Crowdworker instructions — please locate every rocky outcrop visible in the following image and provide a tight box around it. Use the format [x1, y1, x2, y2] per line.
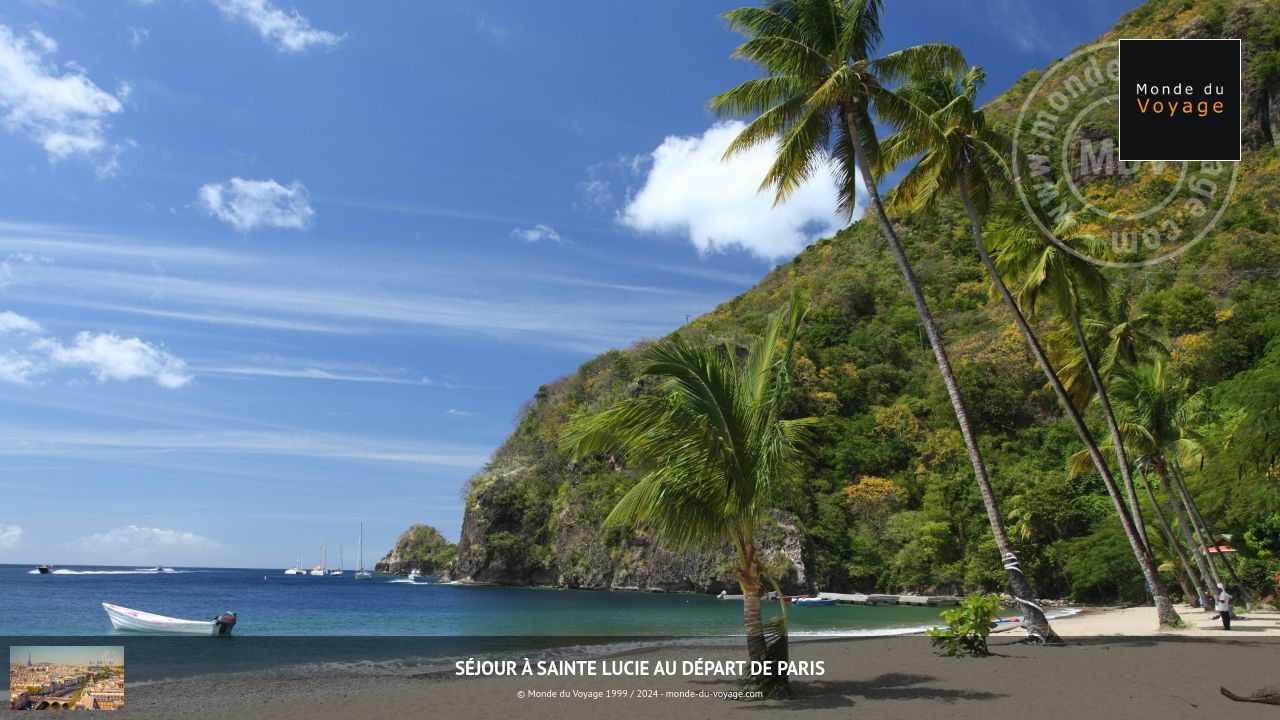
[375, 524, 457, 576]
[447, 450, 808, 593]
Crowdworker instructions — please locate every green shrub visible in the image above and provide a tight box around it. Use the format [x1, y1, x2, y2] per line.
[928, 592, 1002, 656]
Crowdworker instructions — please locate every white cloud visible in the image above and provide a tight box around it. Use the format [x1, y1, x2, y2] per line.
[446, 408, 478, 417]
[511, 223, 563, 243]
[620, 120, 853, 260]
[0, 353, 38, 384]
[0, 24, 125, 167]
[0, 310, 43, 334]
[210, 0, 344, 53]
[73, 525, 221, 553]
[197, 177, 315, 231]
[35, 331, 192, 388]
[0, 524, 22, 548]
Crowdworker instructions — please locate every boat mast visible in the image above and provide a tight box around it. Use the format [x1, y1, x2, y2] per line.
[358, 523, 364, 572]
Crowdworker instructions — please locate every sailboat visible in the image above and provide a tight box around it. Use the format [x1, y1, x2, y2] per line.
[329, 544, 344, 576]
[355, 523, 372, 580]
[283, 543, 305, 575]
[309, 539, 327, 576]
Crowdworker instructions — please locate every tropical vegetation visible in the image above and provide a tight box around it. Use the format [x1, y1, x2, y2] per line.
[446, 0, 1280, 635]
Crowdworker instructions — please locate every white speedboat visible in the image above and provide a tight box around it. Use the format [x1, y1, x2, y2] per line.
[102, 603, 237, 635]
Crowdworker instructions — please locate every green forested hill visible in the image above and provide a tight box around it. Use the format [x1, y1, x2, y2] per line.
[445, 0, 1280, 602]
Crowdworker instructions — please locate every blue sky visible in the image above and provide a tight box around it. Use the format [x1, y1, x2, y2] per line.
[11, 645, 123, 666]
[0, 0, 1138, 568]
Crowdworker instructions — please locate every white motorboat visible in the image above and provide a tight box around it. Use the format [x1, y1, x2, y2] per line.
[102, 603, 237, 635]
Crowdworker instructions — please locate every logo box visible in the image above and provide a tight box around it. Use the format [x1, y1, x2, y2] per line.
[1118, 38, 1241, 162]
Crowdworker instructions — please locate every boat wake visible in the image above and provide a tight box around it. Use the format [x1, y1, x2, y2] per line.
[27, 568, 202, 575]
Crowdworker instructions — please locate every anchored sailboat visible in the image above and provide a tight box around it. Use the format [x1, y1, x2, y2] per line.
[309, 539, 327, 576]
[283, 543, 305, 575]
[329, 544, 344, 576]
[355, 523, 372, 580]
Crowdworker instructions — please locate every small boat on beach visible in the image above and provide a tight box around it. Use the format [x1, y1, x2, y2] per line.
[102, 603, 237, 635]
[35, 564, 51, 574]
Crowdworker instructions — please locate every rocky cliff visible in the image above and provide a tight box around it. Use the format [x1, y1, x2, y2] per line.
[375, 524, 457, 576]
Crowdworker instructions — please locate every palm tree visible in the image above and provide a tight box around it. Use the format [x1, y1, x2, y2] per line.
[709, 0, 1060, 643]
[1104, 361, 1250, 602]
[1135, 459, 1210, 607]
[561, 299, 815, 698]
[987, 205, 1151, 552]
[878, 64, 1180, 627]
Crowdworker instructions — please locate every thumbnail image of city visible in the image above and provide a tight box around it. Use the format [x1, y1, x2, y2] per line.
[9, 646, 124, 711]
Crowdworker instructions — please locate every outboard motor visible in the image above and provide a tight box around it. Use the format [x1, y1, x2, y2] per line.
[214, 611, 237, 636]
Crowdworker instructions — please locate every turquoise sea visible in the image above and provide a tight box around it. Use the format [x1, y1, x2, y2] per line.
[2, 564, 946, 637]
[4, 564, 1074, 684]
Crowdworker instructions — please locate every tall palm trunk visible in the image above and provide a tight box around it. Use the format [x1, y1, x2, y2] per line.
[1168, 464, 1248, 601]
[1068, 307, 1149, 551]
[958, 176, 1180, 627]
[1154, 461, 1216, 605]
[736, 535, 786, 697]
[1138, 465, 1208, 607]
[843, 105, 1059, 643]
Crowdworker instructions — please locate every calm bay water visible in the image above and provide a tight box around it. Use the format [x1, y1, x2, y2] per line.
[1, 564, 946, 637]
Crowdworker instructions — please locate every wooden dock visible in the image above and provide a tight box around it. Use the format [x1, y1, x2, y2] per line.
[817, 592, 961, 607]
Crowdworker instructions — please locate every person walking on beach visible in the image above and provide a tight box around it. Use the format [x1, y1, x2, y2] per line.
[1215, 583, 1232, 630]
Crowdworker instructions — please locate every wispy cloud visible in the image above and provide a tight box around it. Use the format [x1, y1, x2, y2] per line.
[197, 177, 315, 231]
[0, 24, 126, 171]
[0, 426, 490, 468]
[126, 25, 148, 49]
[72, 525, 221, 553]
[0, 524, 22, 548]
[209, 0, 344, 53]
[0, 224, 723, 354]
[196, 363, 436, 386]
[511, 223, 563, 243]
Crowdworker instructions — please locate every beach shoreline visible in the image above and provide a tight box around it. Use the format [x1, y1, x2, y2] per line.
[121, 604, 1280, 719]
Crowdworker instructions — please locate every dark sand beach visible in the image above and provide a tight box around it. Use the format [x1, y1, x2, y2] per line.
[126, 607, 1280, 720]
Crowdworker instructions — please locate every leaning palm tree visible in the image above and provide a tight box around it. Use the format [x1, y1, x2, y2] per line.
[1102, 360, 1247, 602]
[878, 64, 1181, 627]
[987, 205, 1152, 552]
[709, 0, 1060, 642]
[561, 299, 815, 699]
